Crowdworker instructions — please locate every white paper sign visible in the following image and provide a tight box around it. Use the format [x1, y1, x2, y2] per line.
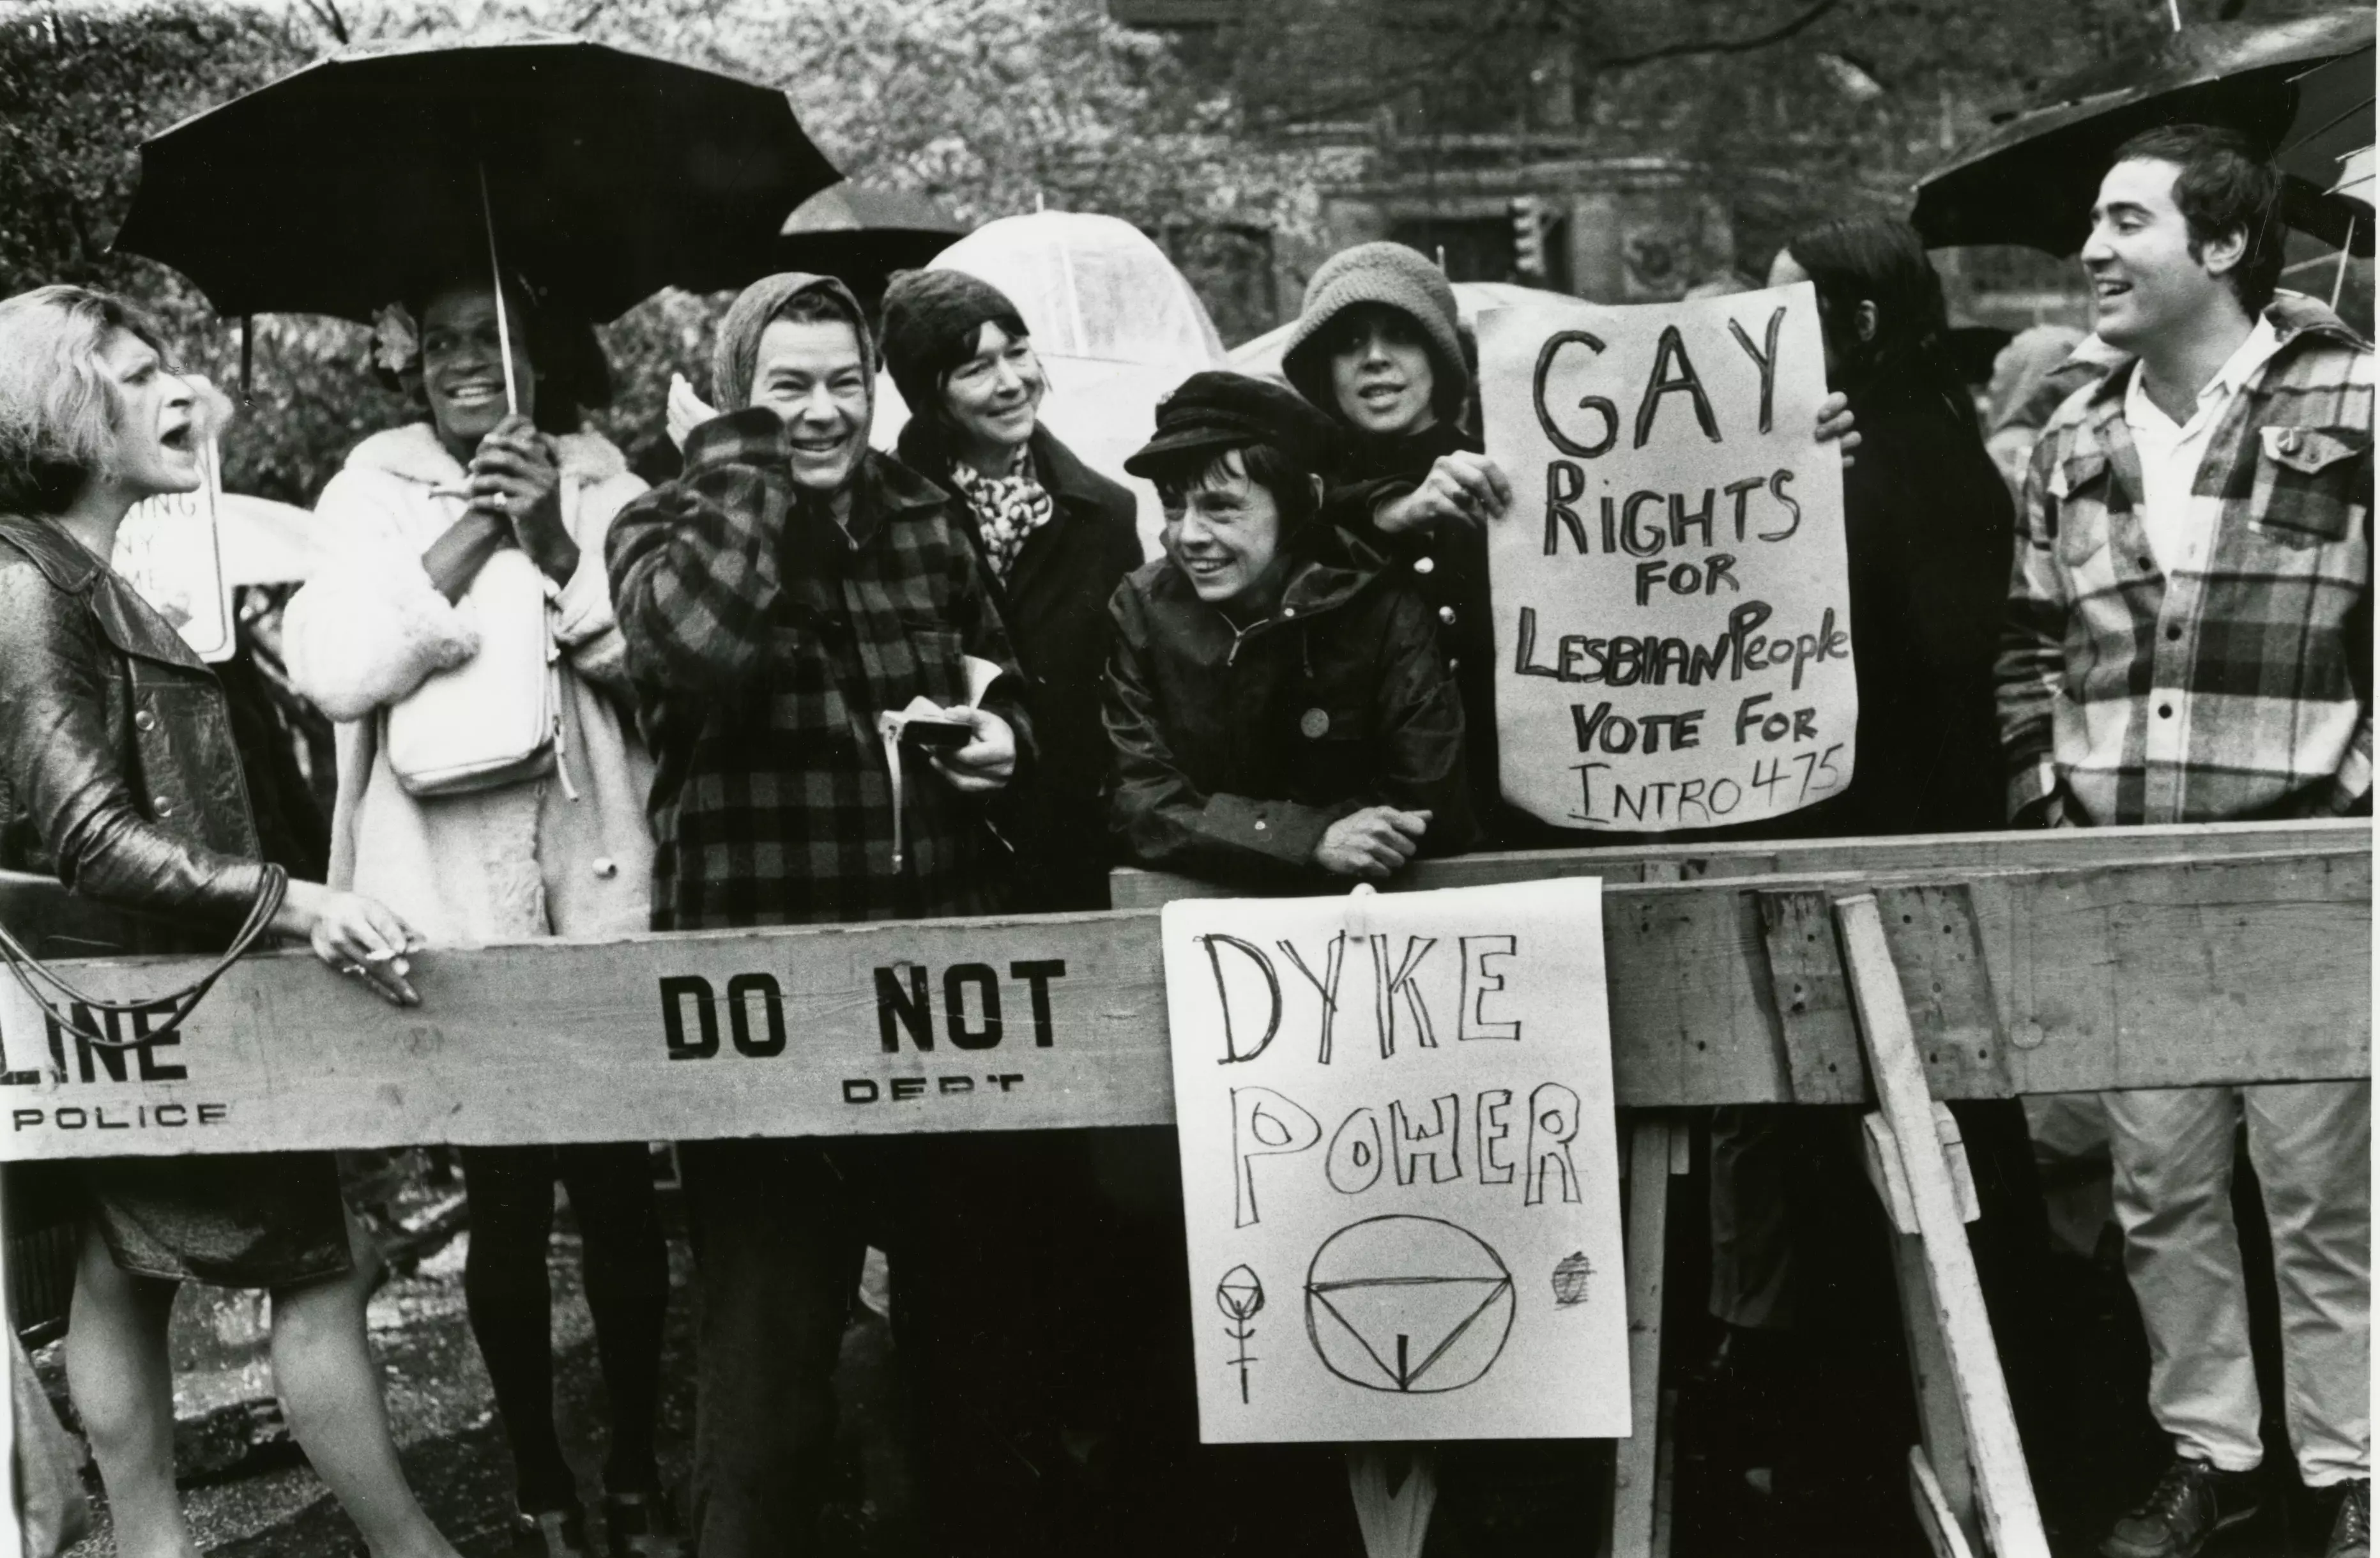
[1480, 286, 1853, 832]
[113, 438, 235, 663]
[1161, 881, 1627, 1443]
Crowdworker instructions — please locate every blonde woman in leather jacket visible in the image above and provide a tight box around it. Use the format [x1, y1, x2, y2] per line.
[0, 284, 460, 1558]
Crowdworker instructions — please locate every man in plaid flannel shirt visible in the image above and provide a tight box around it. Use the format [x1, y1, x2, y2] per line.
[1997, 127, 2370, 1558]
[607, 273, 1035, 1557]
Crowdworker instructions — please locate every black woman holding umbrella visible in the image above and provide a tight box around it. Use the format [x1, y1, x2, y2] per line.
[282, 270, 676, 1558]
[0, 284, 462, 1558]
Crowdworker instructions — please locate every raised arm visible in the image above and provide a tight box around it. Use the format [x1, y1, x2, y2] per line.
[604, 408, 794, 694]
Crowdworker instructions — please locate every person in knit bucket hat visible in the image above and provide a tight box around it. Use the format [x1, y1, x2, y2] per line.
[1278, 241, 1518, 843]
[1280, 240, 1471, 431]
[879, 268, 1030, 441]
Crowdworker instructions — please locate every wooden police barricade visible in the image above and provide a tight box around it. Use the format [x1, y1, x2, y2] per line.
[2, 819, 2369, 1558]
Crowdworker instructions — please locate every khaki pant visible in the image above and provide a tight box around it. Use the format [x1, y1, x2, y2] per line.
[2104, 1080, 2370, 1486]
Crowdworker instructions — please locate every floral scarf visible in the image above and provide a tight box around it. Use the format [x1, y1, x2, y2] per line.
[947, 449, 1055, 583]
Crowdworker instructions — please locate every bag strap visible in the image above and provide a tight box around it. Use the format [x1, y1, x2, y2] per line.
[0, 864, 287, 1050]
[422, 508, 512, 604]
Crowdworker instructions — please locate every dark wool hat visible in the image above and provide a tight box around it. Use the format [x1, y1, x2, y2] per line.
[879, 268, 1030, 424]
[1124, 370, 1337, 479]
[1279, 241, 1468, 426]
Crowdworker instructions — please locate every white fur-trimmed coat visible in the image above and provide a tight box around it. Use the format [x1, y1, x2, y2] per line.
[284, 423, 655, 945]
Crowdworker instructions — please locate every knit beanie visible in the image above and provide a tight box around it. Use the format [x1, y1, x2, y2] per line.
[1279, 242, 1468, 428]
[709, 272, 877, 410]
[879, 268, 1031, 428]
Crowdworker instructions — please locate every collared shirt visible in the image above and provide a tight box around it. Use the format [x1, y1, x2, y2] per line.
[1997, 292, 2373, 827]
[2125, 313, 2285, 572]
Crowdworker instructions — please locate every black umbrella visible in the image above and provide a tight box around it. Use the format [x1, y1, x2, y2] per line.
[776, 182, 964, 284]
[113, 34, 840, 326]
[2277, 45, 2373, 196]
[1912, 10, 2375, 257]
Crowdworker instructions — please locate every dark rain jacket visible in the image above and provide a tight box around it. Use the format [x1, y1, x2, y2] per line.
[899, 420, 1144, 911]
[1821, 353, 2013, 837]
[0, 512, 269, 949]
[1322, 420, 1504, 832]
[1103, 524, 1476, 890]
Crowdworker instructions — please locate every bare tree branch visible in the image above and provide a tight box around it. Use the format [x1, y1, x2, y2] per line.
[1238, 0, 1843, 132]
[294, 0, 349, 47]
[1585, 0, 1842, 70]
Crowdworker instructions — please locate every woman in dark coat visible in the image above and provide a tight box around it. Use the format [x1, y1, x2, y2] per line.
[0, 284, 460, 1557]
[1769, 218, 2013, 837]
[1106, 371, 1476, 889]
[1278, 244, 1508, 832]
[881, 267, 1145, 913]
[876, 268, 1149, 1555]
[1690, 220, 2045, 1546]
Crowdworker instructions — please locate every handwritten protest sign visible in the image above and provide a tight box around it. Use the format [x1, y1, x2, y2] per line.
[1479, 285, 1852, 831]
[1161, 882, 1626, 1442]
[113, 438, 235, 662]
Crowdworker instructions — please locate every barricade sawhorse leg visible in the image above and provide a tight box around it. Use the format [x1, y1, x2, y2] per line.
[1835, 892, 2050, 1558]
[1607, 1110, 1688, 1558]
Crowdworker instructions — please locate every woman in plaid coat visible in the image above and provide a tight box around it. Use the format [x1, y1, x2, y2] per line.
[607, 273, 1039, 1558]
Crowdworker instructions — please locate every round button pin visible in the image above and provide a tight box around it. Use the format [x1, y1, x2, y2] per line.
[1301, 708, 1331, 738]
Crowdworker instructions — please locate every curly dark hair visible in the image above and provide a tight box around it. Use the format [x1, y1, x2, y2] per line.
[2110, 124, 2285, 317]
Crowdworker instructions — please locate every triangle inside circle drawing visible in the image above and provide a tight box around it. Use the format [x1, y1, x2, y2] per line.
[1309, 1277, 1513, 1391]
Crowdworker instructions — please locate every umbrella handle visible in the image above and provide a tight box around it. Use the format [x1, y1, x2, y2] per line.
[478, 162, 522, 418]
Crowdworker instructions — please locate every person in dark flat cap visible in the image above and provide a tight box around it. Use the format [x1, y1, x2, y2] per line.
[1104, 370, 1476, 890]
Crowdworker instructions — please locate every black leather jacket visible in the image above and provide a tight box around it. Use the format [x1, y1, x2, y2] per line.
[0, 513, 266, 949]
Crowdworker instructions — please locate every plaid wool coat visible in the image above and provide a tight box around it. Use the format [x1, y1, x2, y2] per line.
[1997, 292, 2372, 826]
[607, 408, 1031, 930]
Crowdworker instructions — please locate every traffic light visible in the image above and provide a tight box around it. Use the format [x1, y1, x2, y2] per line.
[1510, 195, 1548, 282]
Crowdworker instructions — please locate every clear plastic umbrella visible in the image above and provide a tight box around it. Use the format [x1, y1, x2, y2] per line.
[870, 210, 1230, 552]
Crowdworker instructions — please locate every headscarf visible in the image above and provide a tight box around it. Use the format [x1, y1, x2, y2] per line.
[708, 272, 878, 411]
